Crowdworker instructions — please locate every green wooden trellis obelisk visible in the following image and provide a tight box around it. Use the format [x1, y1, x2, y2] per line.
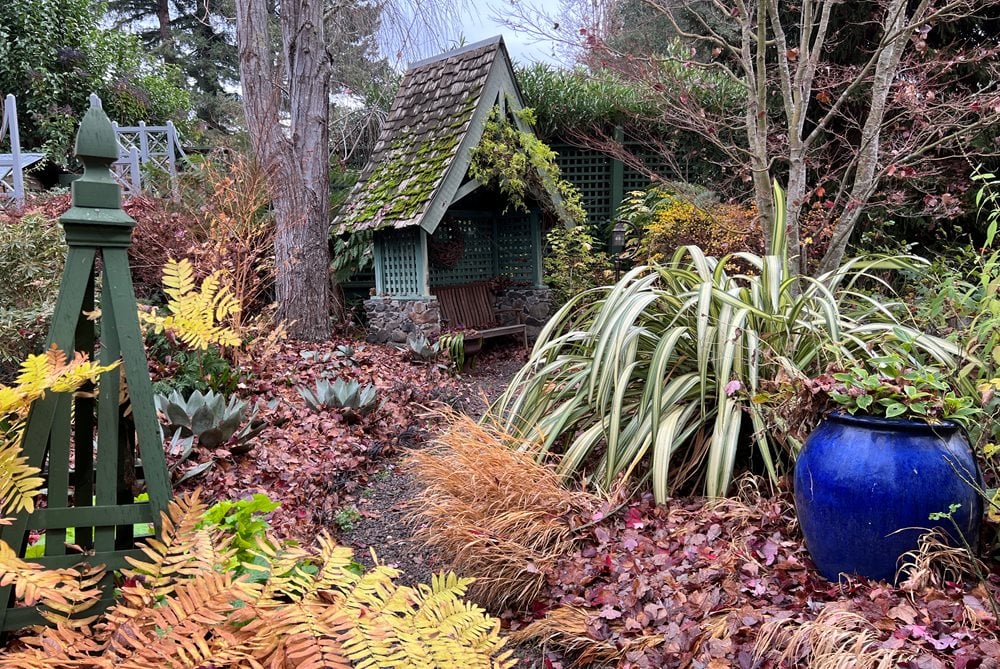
[0, 96, 172, 631]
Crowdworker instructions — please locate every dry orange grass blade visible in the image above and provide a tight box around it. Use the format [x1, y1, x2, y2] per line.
[510, 606, 661, 667]
[753, 605, 912, 668]
[406, 410, 599, 611]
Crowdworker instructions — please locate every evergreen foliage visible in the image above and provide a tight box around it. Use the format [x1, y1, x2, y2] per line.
[470, 107, 587, 226]
[0, 0, 189, 164]
[108, 0, 241, 130]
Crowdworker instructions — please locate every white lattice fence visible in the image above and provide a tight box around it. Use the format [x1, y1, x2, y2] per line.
[1, 94, 44, 209]
[112, 118, 186, 197]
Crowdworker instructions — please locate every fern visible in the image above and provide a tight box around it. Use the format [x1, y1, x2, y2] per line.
[0, 541, 100, 613]
[0, 346, 117, 515]
[139, 258, 241, 351]
[0, 492, 516, 669]
[123, 491, 231, 599]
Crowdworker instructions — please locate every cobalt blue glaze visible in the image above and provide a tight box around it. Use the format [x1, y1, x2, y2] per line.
[794, 412, 982, 583]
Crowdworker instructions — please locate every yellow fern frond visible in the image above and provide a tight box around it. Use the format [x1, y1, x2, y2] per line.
[1, 346, 116, 515]
[7, 346, 117, 411]
[0, 438, 44, 515]
[13, 350, 55, 398]
[145, 259, 242, 350]
[161, 257, 197, 303]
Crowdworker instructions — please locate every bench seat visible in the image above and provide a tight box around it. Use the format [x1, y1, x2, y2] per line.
[431, 282, 528, 350]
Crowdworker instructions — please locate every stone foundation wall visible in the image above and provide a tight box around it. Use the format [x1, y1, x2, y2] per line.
[363, 297, 441, 344]
[494, 287, 556, 339]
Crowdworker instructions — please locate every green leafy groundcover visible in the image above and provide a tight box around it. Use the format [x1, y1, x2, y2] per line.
[512, 493, 1000, 668]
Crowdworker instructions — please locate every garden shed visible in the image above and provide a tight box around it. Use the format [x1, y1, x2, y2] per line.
[336, 36, 575, 344]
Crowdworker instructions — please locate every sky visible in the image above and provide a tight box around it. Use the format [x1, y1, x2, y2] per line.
[453, 0, 567, 66]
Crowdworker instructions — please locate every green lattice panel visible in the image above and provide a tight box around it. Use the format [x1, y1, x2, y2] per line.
[429, 217, 496, 286]
[378, 228, 421, 296]
[552, 144, 613, 224]
[496, 214, 534, 283]
[622, 142, 675, 195]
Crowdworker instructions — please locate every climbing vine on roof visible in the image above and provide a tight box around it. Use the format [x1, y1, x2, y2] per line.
[470, 106, 587, 226]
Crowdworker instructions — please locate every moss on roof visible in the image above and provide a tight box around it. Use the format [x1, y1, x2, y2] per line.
[338, 40, 499, 233]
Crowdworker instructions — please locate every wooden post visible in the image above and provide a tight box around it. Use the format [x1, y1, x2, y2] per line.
[610, 126, 625, 219]
[0, 99, 172, 631]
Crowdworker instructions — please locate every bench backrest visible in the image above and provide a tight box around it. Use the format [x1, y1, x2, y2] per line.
[431, 282, 496, 329]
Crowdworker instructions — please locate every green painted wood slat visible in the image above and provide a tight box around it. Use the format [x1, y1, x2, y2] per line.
[1, 101, 173, 633]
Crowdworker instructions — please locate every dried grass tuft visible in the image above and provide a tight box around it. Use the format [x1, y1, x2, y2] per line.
[754, 606, 911, 668]
[510, 606, 661, 667]
[897, 527, 984, 593]
[406, 411, 598, 610]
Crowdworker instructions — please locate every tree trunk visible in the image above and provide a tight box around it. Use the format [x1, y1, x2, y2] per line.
[745, 1, 776, 255]
[155, 0, 174, 55]
[235, 0, 333, 341]
[815, 0, 911, 275]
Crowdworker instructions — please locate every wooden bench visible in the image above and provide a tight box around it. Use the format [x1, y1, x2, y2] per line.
[431, 282, 528, 353]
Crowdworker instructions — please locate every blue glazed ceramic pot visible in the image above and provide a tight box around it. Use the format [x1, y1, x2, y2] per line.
[794, 412, 982, 582]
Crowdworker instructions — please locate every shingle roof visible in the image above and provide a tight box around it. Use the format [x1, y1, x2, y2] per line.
[337, 37, 504, 233]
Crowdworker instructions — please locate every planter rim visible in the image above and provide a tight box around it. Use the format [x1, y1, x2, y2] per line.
[825, 410, 960, 434]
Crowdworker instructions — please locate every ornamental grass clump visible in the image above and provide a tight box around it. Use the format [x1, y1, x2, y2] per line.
[495, 184, 967, 500]
[406, 411, 599, 611]
[754, 606, 910, 668]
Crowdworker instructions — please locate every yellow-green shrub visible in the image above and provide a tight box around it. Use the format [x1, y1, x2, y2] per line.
[0, 214, 66, 379]
[627, 188, 762, 263]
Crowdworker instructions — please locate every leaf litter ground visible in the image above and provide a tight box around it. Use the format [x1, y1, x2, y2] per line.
[165, 339, 1000, 667]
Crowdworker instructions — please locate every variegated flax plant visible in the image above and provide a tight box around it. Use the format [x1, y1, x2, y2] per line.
[495, 183, 970, 501]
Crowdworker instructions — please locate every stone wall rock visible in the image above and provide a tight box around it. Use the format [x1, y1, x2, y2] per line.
[365, 288, 555, 343]
[364, 297, 441, 343]
[494, 287, 556, 339]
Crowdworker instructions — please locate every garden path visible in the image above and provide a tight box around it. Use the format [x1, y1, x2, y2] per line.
[342, 346, 526, 585]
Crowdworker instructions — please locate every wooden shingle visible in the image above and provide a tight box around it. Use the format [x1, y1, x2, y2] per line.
[336, 36, 573, 235]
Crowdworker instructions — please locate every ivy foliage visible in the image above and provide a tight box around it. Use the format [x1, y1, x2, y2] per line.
[469, 106, 587, 226]
[516, 64, 658, 139]
[0, 0, 189, 165]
